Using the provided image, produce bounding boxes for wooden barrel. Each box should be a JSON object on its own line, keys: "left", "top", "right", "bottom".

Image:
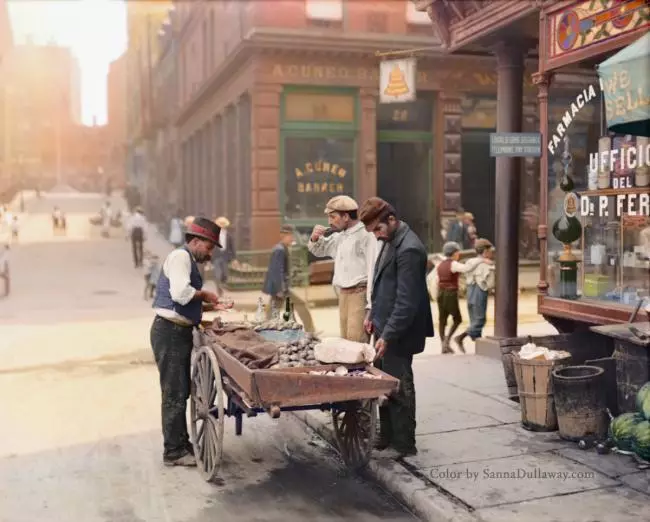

{"left": 613, "top": 339, "right": 650, "bottom": 413}
{"left": 514, "top": 356, "right": 571, "bottom": 431}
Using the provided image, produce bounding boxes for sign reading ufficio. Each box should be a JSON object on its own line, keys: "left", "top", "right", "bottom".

{"left": 490, "top": 133, "right": 542, "bottom": 157}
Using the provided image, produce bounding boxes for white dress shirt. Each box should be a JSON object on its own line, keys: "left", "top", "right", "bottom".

{"left": 154, "top": 249, "right": 198, "bottom": 325}
{"left": 308, "top": 222, "right": 378, "bottom": 310}
{"left": 427, "top": 258, "right": 471, "bottom": 301}
{"left": 219, "top": 229, "right": 227, "bottom": 251}
{"left": 126, "top": 212, "right": 147, "bottom": 237}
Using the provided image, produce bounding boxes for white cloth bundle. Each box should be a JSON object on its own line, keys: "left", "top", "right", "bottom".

{"left": 314, "top": 337, "right": 376, "bottom": 364}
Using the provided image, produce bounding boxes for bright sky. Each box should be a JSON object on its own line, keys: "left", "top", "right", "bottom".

{"left": 8, "top": 0, "right": 128, "bottom": 126}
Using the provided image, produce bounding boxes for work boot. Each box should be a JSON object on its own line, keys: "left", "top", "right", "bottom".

{"left": 453, "top": 333, "right": 467, "bottom": 354}
{"left": 441, "top": 338, "right": 453, "bottom": 354}
{"left": 380, "top": 447, "right": 418, "bottom": 460}
{"left": 163, "top": 452, "right": 196, "bottom": 467}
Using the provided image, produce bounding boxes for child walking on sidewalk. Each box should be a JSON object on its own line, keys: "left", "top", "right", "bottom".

{"left": 454, "top": 239, "right": 495, "bottom": 352}
{"left": 428, "top": 241, "right": 470, "bottom": 353}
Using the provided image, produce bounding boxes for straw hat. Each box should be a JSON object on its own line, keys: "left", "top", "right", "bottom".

{"left": 215, "top": 216, "right": 230, "bottom": 228}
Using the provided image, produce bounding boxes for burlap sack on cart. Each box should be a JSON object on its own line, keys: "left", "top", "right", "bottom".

{"left": 208, "top": 329, "right": 279, "bottom": 370}
{"left": 314, "top": 337, "right": 375, "bottom": 364}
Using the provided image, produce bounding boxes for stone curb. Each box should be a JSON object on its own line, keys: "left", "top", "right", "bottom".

{"left": 292, "top": 411, "right": 483, "bottom": 522}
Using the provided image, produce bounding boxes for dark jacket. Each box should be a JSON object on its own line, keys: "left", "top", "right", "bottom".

{"left": 447, "top": 220, "right": 470, "bottom": 249}
{"left": 371, "top": 222, "right": 434, "bottom": 355}
{"left": 212, "top": 231, "right": 236, "bottom": 264}
{"left": 262, "top": 243, "right": 289, "bottom": 296}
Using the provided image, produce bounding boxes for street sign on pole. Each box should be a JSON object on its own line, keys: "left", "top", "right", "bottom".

{"left": 489, "top": 133, "right": 542, "bottom": 157}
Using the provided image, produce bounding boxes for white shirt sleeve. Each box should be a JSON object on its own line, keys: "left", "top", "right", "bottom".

{"left": 165, "top": 249, "right": 197, "bottom": 305}
{"left": 427, "top": 266, "right": 439, "bottom": 301}
{"left": 365, "top": 234, "right": 378, "bottom": 310}
{"left": 451, "top": 260, "right": 471, "bottom": 274}
{"left": 307, "top": 234, "right": 339, "bottom": 258}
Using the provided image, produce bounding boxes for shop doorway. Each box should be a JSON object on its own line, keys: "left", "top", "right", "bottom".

{"left": 461, "top": 129, "right": 496, "bottom": 243}
{"left": 377, "top": 138, "right": 432, "bottom": 248}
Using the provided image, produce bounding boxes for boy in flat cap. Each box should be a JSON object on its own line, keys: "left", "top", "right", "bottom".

{"left": 309, "top": 195, "right": 378, "bottom": 343}
{"left": 150, "top": 216, "right": 233, "bottom": 467}
{"left": 428, "top": 241, "right": 471, "bottom": 353}
{"left": 453, "top": 239, "right": 495, "bottom": 352}
{"left": 359, "top": 197, "right": 433, "bottom": 458}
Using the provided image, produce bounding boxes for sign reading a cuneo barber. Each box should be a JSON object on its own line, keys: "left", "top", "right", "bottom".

{"left": 489, "top": 133, "right": 542, "bottom": 157}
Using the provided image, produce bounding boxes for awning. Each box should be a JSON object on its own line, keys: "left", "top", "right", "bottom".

{"left": 597, "top": 32, "right": 650, "bottom": 137}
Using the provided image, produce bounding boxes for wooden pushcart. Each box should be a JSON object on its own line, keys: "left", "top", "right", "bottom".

{"left": 190, "top": 322, "right": 399, "bottom": 482}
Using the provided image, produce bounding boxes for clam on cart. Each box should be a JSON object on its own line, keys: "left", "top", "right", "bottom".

{"left": 190, "top": 319, "right": 399, "bottom": 482}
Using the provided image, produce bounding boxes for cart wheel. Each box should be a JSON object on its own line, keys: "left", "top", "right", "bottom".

{"left": 190, "top": 346, "right": 225, "bottom": 482}
{"left": 331, "top": 399, "right": 377, "bottom": 470}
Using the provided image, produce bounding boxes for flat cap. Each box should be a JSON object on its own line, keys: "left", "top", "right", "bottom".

{"left": 280, "top": 224, "right": 295, "bottom": 234}
{"left": 443, "top": 241, "right": 461, "bottom": 257}
{"left": 324, "top": 195, "right": 358, "bottom": 214}
{"left": 359, "top": 197, "right": 395, "bottom": 230}
{"left": 475, "top": 238, "right": 494, "bottom": 254}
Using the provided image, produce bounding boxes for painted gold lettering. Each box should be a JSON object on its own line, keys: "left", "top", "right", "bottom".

{"left": 305, "top": 183, "right": 312, "bottom": 192}
{"left": 329, "top": 183, "right": 337, "bottom": 193}
{"left": 295, "top": 168, "right": 304, "bottom": 178}
{"left": 338, "top": 67, "right": 349, "bottom": 79}
{"left": 330, "top": 164, "right": 340, "bottom": 175}
{"left": 297, "top": 182, "right": 304, "bottom": 192}
{"left": 300, "top": 66, "right": 311, "bottom": 78}
{"left": 314, "top": 160, "right": 323, "bottom": 173}
{"left": 615, "top": 96, "right": 626, "bottom": 116}
{"left": 288, "top": 65, "right": 299, "bottom": 76}
{"left": 322, "top": 161, "right": 331, "bottom": 172}
{"left": 336, "top": 183, "right": 344, "bottom": 192}
{"left": 305, "top": 162, "right": 314, "bottom": 173}
{"left": 313, "top": 66, "right": 324, "bottom": 79}
{"left": 325, "top": 66, "right": 336, "bottom": 79}
{"left": 357, "top": 67, "right": 368, "bottom": 80}
{"left": 321, "top": 182, "right": 328, "bottom": 192}
{"left": 313, "top": 183, "right": 321, "bottom": 193}
{"left": 620, "top": 70, "right": 630, "bottom": 90}
{"left": 272, "top": 65, "right": 283, "bottom": 77}
{"left": 627, "top": 90, "right": 639, "bottom": 112}
{"left": 338, "top": 168, "right": 346, "bottom": 178}
{"left": 605, "top": 73, "right": 618, "bottom": 94}
{"left": 474, "top": 73, "right": 496, "bottom": 86}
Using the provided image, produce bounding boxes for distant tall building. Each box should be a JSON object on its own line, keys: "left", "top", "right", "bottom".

{"left": 0, "top": 0, "right": 13, "bottom": 198}
{"left": 0, "top": 43, "right": 82, "bottom": 188}
{"left": 107, "top": 52, "right": 128, "bottom": 188}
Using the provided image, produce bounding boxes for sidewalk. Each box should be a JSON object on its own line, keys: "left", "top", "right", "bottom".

{"left": 294, "top": 354, "right": 649, "bottom": 522}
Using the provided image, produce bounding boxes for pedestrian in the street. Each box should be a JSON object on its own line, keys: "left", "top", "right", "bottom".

{"left": 10, "top": 216, "right": 19, "bottom": 243}
{"left": 100, "top": 201, "right": 112, "bottom": 238}
{"left": 464, "top": 212, "right": 477, "bottom": 248}
{"left": 453, "top": 239, "right": 495, "bottom": 352}
{"left": 359, "top": 197, "right": 433, "bottom": 459}
{"left": 212, "top": 216, "right": 236, "bottom": 297}
{"left": 308, "top": 195, "right": 377, "bottom": 343}
{"left": 262, "top": 224, "right": 294, "bottom": 319}
{"left": 150, "top": 216, "right": 232, "bottom": 467}
{"left": 168, "top": 212, "right": 184, "bottom": 248}
{"left": 143, "top": 252, "right": 161, "bottom": 300}
{"left": 126, "top": 206, "right": 147, "bottom": 268}
{"left": 0, "top": 244, "right": 9, "bottom": 297}
{"left": 446, "top": 208, "right": 470, "bottom": 249}
{"left": 428, "top": 241, "right": 471, "bottom": 354}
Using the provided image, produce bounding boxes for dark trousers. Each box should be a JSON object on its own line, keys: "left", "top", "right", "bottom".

{"left": 376, "top": 351, "right": 416, "bottom": 453}
{"left": 131, "top": 227, "right": 144, "bottom": 267}
{"left": 438, "top": 288, "right": 462, "bottom": 340}
{"left": 150, "top": 316, "right": 194, "bottom": 460}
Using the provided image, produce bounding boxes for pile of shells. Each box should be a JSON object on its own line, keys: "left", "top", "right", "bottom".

{"left": 275, "top": 335, "right": 320, "bottom": 368}
{"left": 251, "top": 319, "right": 302, "bottom": 331}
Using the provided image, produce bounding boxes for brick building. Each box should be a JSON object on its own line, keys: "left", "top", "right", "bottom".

{"left": 0, "top": 0, "right": 13, "bottom": 198}
{"left": 107, "top": 52, "right": 128, "bottom": 191}
{"left": 170, "top": 0, "right": 558, "bottom": 254}
{"left": 0, "top": 43, "right": 81, "bottom": 191}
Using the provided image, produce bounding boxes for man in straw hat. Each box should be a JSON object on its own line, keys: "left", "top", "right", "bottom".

{"left": 150, "top": 216, "right": 233, "bottom": 467}
{"left": 308, "top": 195, "right": 378, "bottom": 342}
{"left": 359, "top": 197, "right": 433, "bottom": 458}
{"left": 212, "top": 216, "right": 236, "bottom": 296}
{"left": 126, "top": 206, "right": 148, "bottom": 268}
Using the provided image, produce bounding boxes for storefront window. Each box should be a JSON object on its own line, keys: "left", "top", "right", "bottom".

{"left": 547, "top": 78, "right": 650, "bottom": 306}
{"left": 283, "top": 136, "right": 354, "bottom": 220}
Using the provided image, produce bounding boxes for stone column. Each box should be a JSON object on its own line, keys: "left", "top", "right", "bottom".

{"left": 358, "top": 87, "right": 378, "bottom": 203}
{"left": 493, "top": 41, "right": 525, "bottom": 339}
{"left": 533, "top": 72, "right": 553, "bottom": 296}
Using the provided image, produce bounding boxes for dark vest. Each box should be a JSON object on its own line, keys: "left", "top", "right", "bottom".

{"left": 438, "top": 259, "right": 459, "bottom": 291}
{"left": 153, "top": 246, "right": 203, "bottom": 325}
